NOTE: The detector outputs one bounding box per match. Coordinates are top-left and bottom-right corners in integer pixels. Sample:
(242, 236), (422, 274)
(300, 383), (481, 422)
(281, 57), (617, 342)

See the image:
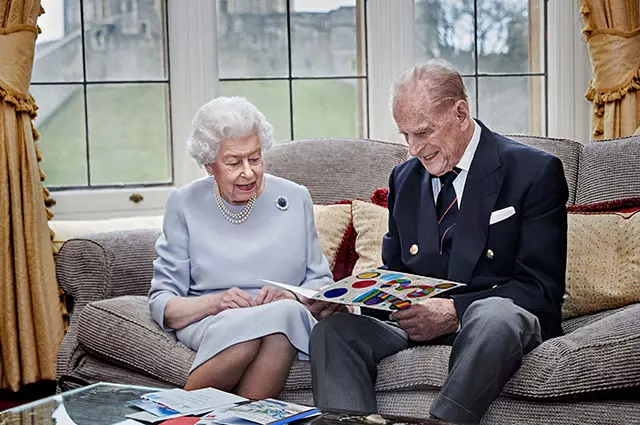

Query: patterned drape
(0, 0), (64, 391)
(580, 0), (640, 139)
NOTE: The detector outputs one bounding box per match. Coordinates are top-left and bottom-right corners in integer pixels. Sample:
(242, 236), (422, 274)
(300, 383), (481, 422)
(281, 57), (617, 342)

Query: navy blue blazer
(381, 122), (568, 340)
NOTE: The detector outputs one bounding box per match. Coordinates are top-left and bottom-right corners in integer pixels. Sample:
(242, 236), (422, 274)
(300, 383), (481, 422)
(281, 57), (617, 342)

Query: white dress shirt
(427, 119), (482, 332)
(431, 119), (482, 206)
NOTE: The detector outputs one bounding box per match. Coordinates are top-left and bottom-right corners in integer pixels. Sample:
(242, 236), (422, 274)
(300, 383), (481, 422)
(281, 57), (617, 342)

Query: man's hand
(390, 298), (459, 342)
(255, 286), (296, 305)
(302, 298), (350, 319)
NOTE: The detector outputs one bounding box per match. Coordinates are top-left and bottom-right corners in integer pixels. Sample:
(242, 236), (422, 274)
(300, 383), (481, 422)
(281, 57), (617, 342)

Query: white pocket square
(490, 206), (516, 225)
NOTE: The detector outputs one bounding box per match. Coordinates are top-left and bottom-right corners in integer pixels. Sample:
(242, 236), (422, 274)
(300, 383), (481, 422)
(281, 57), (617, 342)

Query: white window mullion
(547, 0), (592, 142)
(169, 0), (218, 187)
(366, 0), (415, 144)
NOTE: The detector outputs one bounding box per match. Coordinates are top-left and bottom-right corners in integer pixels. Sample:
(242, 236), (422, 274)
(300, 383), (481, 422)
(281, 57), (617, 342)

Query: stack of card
(126, 388), (247, 423)
(200, 399), (320, 425)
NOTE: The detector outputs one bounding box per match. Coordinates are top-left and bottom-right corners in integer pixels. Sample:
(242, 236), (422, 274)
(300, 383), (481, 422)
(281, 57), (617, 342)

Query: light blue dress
(148, 174), (334, 372)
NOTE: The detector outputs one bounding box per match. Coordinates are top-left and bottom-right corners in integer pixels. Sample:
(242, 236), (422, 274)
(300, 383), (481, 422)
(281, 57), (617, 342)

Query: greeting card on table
(262, 269), (466, 312)
(225, 399), (320, 425)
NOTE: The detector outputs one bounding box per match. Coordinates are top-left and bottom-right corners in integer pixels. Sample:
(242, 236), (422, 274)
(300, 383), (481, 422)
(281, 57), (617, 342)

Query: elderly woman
(149, 96), (338, 399)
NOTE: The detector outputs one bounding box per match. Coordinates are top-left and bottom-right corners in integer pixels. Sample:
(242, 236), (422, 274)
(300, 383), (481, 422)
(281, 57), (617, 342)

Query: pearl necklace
(213, 180), (257, 224)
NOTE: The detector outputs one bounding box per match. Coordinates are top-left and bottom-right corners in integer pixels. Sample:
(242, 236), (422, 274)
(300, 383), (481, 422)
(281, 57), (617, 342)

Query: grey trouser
(309, 297), (542, 425)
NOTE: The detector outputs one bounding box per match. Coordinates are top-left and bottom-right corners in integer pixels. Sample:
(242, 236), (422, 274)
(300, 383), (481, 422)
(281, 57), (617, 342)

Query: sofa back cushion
(264, 138), (408, 204)
(507, 135), (582, 205)
(563, 210), (640, 318)
(351, 200), (389, 274)
(576, 135), (640, 204)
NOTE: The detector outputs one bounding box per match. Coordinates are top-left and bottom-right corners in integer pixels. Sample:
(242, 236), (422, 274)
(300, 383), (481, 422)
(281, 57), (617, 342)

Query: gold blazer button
(486, 249), (495, 259)
(410, 244), (419, 255)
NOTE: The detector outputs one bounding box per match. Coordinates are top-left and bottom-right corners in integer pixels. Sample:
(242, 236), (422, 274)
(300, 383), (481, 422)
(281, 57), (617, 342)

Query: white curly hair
(186, 96), (274, 167)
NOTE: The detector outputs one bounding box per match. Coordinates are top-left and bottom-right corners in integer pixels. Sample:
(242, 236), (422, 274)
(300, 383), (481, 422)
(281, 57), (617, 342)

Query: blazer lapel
(403, 163), (446, 277)
(448, 123), (503, 283)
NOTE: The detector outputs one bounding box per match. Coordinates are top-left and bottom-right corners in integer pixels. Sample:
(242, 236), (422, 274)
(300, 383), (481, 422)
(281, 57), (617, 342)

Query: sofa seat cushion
(377, 304), (640, 398)
(77, 296), (195, 387)
(76, 295), (315, 390)
(281, 305), (640, 399)
(77, 297), (640, 400)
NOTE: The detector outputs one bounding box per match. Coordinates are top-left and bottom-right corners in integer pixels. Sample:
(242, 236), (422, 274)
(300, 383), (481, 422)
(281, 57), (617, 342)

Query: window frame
(49, 0), (214, 219)
(218, 0), (369, 142)
(49, 0), (590, 220)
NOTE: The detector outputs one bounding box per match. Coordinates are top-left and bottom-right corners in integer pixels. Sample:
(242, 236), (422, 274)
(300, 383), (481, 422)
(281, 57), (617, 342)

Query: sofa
(55, 135), (640, 425)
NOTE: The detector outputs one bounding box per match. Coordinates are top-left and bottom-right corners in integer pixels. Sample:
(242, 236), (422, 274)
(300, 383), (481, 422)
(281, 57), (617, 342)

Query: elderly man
(309, 61), (568, 425)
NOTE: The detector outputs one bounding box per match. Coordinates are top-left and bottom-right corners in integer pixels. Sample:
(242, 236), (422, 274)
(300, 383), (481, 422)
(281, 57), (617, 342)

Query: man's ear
(454, 99), (470, 121)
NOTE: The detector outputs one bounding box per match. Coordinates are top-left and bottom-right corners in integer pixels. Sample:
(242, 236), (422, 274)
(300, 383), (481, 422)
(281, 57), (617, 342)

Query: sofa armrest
(56, 229), (161, 315)
(56, 229), (161, 385)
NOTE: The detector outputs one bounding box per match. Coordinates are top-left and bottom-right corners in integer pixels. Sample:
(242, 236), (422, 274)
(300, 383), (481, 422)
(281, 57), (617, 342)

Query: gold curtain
(580, 0), (640, 139)
(0, 0), (64, 391)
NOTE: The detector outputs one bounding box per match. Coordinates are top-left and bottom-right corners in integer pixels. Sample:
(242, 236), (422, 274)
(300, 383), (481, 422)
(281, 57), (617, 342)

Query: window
(39, 0), (586, 219)
(216, 0), (368, 142)
(415, 0), (547, 135)
(32, 0), (172, 190)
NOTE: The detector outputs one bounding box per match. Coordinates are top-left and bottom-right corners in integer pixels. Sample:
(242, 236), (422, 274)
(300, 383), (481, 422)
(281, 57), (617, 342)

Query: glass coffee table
(0, 383), (449, 425)
(0, 382), (164, 424)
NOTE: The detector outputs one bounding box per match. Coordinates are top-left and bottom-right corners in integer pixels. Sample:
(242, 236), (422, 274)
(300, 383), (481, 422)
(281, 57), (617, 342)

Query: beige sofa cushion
(564, 211), (640, 318)
(312, 204), (352, 269)
(351, 200), (388, 274)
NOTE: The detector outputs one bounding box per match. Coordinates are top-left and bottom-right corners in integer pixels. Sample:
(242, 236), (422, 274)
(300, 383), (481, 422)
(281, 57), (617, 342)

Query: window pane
(220, 80), (291, 143)
(33, 0), (83, 83)
(477, 76), (545, 135)
(87, 84), (171, 185)
(84, 0), (168, 82)
(463, 77), (476, 117)
(477, 0), (544, 73)
(32, 85), (88, 187)
(415, 0), (475, 75)
(217, 0), (289, 78)
(291, 1), (364, 77)
(293, 79), (366, 139)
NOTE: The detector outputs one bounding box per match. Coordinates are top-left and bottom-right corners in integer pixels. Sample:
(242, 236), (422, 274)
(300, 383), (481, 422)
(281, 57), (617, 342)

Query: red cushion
(327, 200), (359, 281)
(370, 187), (389, 208)
(567, 197), (640, 214)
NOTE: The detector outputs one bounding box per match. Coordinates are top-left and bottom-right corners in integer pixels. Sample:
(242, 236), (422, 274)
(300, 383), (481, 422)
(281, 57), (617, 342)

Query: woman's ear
(204, 163), (214, 176)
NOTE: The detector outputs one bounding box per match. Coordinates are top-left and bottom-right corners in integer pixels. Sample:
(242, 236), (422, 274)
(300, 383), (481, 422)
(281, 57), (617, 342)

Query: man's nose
(408, 137), (423, 157)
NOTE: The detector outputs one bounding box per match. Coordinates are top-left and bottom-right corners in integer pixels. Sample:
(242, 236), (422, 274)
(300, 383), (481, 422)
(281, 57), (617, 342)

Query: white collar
(456, 119), (482, 172)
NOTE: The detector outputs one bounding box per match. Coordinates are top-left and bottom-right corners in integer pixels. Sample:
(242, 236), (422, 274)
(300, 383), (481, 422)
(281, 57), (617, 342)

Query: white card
(259, 279), (320, 299)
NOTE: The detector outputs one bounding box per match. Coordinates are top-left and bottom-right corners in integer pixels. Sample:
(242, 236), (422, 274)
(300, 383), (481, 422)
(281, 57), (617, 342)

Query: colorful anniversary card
(262, 269), (466, 312)
(310, 269), (466, 311)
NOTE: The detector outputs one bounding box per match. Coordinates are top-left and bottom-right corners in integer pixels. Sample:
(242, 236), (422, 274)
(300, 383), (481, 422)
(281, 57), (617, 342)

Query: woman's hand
(213, 287), (256, 313)
(255, 286), (296, 305)
(302, 298), (350, 319)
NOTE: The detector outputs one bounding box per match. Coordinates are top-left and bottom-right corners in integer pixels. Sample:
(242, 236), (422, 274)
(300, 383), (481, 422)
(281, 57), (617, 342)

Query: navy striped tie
(436, 167), (461, 264)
